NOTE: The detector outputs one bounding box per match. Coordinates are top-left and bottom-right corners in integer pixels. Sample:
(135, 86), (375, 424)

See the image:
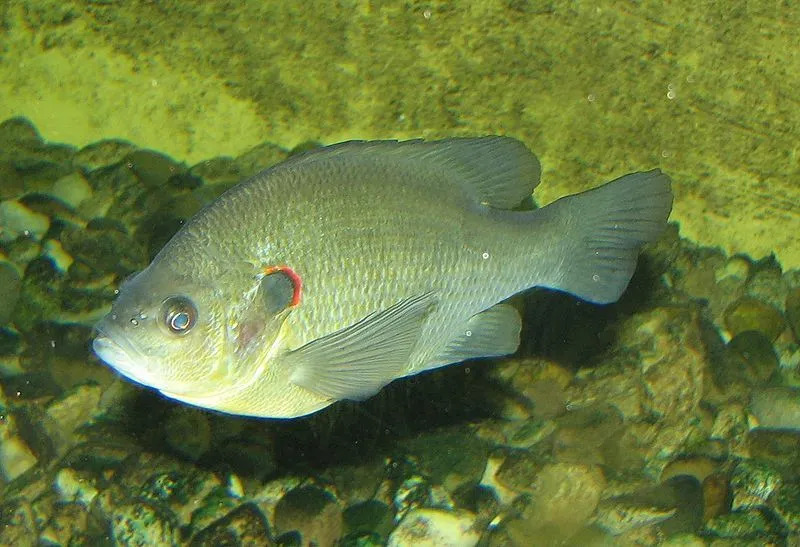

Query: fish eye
(160, 296), (197, 335)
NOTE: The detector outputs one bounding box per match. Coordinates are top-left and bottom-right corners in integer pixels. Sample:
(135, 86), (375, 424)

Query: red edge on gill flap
(263, 265), (303, 308)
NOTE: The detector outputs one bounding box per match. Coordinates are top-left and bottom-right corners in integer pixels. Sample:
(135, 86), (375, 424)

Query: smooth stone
(786, 287), (800, 343)
(163, 407), (212, 462)
(51, 172), (92, 209)
(125, 149), (183, 188)
(74, 139), (137, 171)
(724, 296), (786, 341)
(274, 485), (343, 547)
(725, 330), (779, 385)
(387, 508), (479, 547)
(189, 502), (271, 546)
(0, 434), (37, 481)
(0, 199), (50, 241)
(0, 261), (21, 325)
(750, 387), (800, 430)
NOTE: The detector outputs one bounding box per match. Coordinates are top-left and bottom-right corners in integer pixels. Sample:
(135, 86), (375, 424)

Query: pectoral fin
(287, 292), (436, 401)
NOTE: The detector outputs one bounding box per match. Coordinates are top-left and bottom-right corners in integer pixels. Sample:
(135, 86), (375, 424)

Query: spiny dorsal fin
(267, 137), (541, 209)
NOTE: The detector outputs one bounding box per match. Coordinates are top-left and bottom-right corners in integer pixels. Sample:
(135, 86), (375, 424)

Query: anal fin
(427, 303), (521, 370)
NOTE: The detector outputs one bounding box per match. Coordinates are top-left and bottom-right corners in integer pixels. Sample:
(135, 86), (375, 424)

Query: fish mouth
(93, 325), (157, 388)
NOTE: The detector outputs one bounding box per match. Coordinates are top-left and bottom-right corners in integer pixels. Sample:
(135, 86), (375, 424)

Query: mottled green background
(1, 1), (797, 266)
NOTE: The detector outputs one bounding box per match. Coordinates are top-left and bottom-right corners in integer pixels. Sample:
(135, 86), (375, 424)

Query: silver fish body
(93, 137), (672, 418)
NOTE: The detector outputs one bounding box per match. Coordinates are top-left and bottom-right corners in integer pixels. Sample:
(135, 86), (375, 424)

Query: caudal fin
(534, 169), (673, 304)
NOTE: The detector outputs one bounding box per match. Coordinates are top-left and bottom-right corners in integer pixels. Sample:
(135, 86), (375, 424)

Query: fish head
(93, 255), (299, 407)
(93, 262), (237, 399)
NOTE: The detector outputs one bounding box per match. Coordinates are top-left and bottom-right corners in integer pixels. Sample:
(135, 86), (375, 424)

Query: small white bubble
(151, 79), (158, 87)
(130, 318), (139, 326)
(587, 93), (596, 102)
(592, 274), (600, 282)
(422, 9), (432, 19)
(661, 150), (671, 158)
(465, 330), (472, 337)
(482, 251), (490, 260)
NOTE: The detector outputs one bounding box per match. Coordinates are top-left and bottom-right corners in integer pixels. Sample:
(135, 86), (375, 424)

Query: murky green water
(1, 2), (798, 545)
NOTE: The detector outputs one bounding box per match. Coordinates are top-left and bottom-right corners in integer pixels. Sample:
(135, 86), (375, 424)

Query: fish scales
(93, 137), (672, 418)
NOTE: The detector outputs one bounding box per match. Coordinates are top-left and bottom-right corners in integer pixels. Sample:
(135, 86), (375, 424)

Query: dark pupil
(162, 296), (196, 334)
(171, 312), (190, 331)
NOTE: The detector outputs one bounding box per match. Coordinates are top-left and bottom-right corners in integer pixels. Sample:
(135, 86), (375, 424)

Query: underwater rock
(703, 507), (783, 542)
(233, 142), (289, 180)
(387, 508), (479, 547)
(59, 217), (145, 278)
(0, 386), (38, 482)
(0, 117), (41, 146)
(565, 306), (705, 478)
(724, 296), (786, 342)
(50, 172), (92, 209)
(108, 499), (179, 546)
(750, 387), (800, 430)
(506, 462), (605, 544)
(0, 497), (36, 547)
(189, 156), (243, 187)
(746, 429), (800, 471)
(273, 485), (343, 547)
(772, 481), (800, 534)
(402, 429), (490, 496)
(392, 474), (434, 522)
(729, 459), (782, 511)
(163, 406), (212, 462)
(342, 500), (394, 540)
(0, 199), (50, 242)
(74, 139), (137, 171)
(701, 473), (731, 523)
(552, 402), (625, 467)
(0, 262), (21, 325)
(124, 149), (184, 188)
(38, 501), (91, 546)
(594, 497), (677, 536)
(720, 330), (779, 387)
(786, 287), (800, 343)
(190, 502), (272, 546)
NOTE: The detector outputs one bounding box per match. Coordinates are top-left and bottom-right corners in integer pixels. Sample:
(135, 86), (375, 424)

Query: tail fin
(535, 169), (673, 304)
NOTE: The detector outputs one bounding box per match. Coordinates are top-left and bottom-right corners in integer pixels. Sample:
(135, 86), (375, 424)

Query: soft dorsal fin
(286, 292), (436, 401)
(268, 137), (541, 209)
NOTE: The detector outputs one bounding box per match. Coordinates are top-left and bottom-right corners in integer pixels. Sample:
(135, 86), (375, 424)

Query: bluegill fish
(93, 137), (672, 418)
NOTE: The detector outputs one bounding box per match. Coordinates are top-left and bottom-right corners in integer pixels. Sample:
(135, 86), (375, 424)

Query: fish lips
(93, 322), (159, 389)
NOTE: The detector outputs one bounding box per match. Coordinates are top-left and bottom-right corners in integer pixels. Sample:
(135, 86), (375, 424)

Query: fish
(93, 137), (673, 418)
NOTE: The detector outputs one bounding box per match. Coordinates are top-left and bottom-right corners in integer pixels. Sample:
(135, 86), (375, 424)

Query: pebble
(273, 485), (343, 546)
(51, 172), (92, 209)
(724, 296), (786, 341)
(725, 330), (779, 385)
(0, 261), (21, 325)
(163, 406), (212, 461)
(750, 387), (800, 430)
(0, 199), (50, 242)
(506, 463), (605, 543)
(125, 149), (182, 188)
(387, 508), (479, 547)
(786, 287), (800, 342)
(729, 460), (782, 511)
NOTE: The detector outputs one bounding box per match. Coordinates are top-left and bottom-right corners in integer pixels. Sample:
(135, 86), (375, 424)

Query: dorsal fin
(267, 137), (542, 209)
